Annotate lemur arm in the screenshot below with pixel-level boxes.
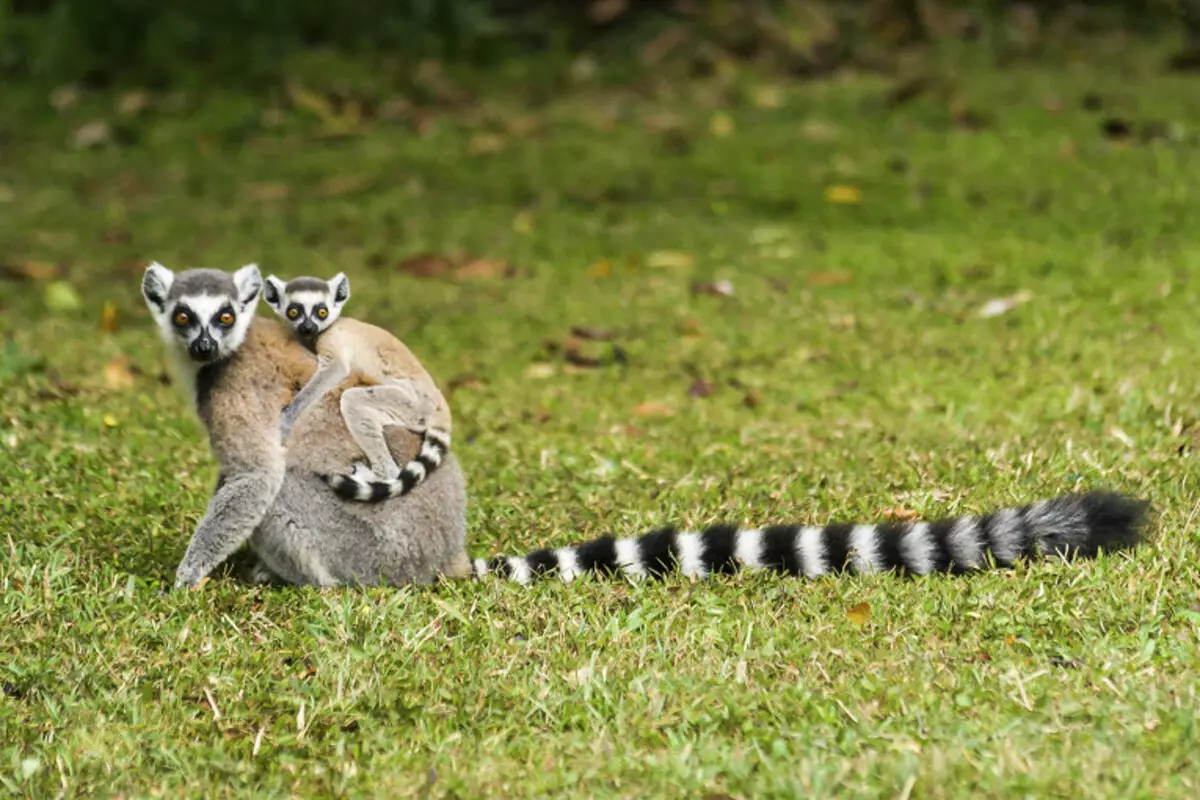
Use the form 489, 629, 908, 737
174, 358, 288, 589
280, 350, 350, 441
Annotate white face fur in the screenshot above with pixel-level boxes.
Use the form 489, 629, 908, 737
262, 272, 351, 341
141, 262, 263, 367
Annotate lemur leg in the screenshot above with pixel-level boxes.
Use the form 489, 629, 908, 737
339, 381, 448, 481
280, 356, 350, 441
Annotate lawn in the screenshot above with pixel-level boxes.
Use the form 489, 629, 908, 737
2, 33, 1200, 798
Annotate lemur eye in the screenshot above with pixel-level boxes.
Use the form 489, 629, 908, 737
173, 311, 189, 327
218, 311, 235, 326
286, 307, 300, 320
316, 307, 328, 319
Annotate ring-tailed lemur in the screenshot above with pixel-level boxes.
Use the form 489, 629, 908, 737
143, 263, 1149, 590
260, 272, 452, 501
142, 261, 471, 589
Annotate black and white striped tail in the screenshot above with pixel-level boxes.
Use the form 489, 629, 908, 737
470, 491, 1148, 586
322, 427, 451, 502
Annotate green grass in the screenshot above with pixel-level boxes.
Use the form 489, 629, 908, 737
3, 35, 1200, 798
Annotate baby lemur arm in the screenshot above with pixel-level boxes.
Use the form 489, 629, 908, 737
280, 352, 350, 440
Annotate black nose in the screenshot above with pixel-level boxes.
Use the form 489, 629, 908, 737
298, 321, 318, 336
189, 336, 217, 361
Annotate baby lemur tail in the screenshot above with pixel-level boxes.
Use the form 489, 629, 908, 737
321, 427, 451, 502
470, 491, 1148, 585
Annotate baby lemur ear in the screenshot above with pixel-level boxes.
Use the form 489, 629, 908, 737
262, 275, 286, 311
233, 263, 264, 309
330, 272, 351, 307
142, 261, 174, 314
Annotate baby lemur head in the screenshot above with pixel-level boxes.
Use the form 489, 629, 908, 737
262, 272, 350, 343
141, 261, 263, 365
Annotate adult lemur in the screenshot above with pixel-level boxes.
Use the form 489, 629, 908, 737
142, 262, 1149, 590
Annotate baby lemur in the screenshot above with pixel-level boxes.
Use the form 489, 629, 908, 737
145, 262, 1151, 592
261, 271, 452, 502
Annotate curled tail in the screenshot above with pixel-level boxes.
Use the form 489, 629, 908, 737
471, 491, 1148, 585
322, 428, 451, 502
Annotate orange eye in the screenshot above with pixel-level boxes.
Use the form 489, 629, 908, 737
218, 312, 235, 326
316, 308, 328, 319
286, 308, 300, 319
173, 311, 189, 327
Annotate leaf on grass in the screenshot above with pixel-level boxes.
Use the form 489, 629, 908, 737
562, 337, 605, 368
881, 506, 920, 521
44, 281, 82, 311
448, 374, 486, 392
588, 0, 629, 24
647, 250, 694, 269
248, 183, 291, 202
688, 378, 716, 398
846, 602, 871, 626
103, 414, 119, 428
285, 81, 338, 123
467, 133, 507, 156
525, 363, 555, 379
588, 258, 612, 278
453, 258, 513, 280
315, 175, 370, 198
117, 91, 151, 116
752, 85, 784, 109
976, 289, 1033, 318
801, 120, 840, 141
823, 185, 861, 204
72, 120, 112, 149
396, 253, 453, 278
100, 301, 120, 332
633, 402, 674, 418
709, 113, 734, 138
1, 260, 61, 281
50, 85, 80, 112
691, 279, 733, 297
743, 389, 761, 409
103, 356, 136, 390
807, 271, 852, 287
512, 211, 534, 234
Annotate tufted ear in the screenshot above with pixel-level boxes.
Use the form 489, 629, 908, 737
262, 275, 287, 312
233, 263, 263, 309
142, 261, 174, 314
329, 272, 351, 309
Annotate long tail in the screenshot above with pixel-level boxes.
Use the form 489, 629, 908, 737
470, 491, 1148, 585
321, 427, 451, 502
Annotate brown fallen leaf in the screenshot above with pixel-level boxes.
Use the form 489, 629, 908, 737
454, 257, 513, 280
742, 389, 761, 409
846, 601, 871, 626
588, 0, 629, 24
315, 175, 370, 198
570, 326, 616, 341
103, 355, 136, 390
688, 378, 715, 398
807, 271, 852, 287
100, 301, 120, 333
588, 258, 611, 278
633, 402, 674, 418
249, 182, 291, 202
563, 337, 604, 368
467, 132, 507, 156
691, 279, 733, 297
448, 374, 486, 392
396, 253, 453, 278
1, 260, 61, 281
881, 507, 920, 521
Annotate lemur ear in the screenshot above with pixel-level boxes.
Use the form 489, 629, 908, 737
142, 261, 174, 314
263, 275, 286, 311
330, 272, 350, 306
233, 263, 263, 308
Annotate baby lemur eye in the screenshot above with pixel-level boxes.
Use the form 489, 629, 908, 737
286, 307, 300, 320
316, 307, 329, 319
173, 311, 189, 327
218, 311, 235, 327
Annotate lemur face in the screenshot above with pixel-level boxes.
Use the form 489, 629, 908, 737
262, 272, 351, 341
141, 262, 263, 364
